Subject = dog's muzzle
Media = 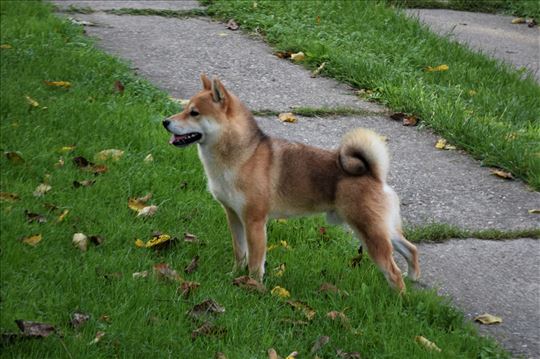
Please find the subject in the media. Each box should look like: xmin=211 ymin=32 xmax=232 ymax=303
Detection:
xmin=163 ymin=119 xmax=202 ymax=147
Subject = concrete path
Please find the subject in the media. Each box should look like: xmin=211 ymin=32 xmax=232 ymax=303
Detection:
xmin=405 ymin=9 xmax=540 ymax=82
xmin=52 ymin=1 xmax=540 ymax=357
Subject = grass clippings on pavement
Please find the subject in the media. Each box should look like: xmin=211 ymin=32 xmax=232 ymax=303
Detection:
xmin=0 ymin=1 xmax=510 ymax=358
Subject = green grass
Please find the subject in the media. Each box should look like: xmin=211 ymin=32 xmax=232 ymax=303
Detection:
xmin=405 ymin=223 xmax=540 ymax=242
xmin=206 ymin=0 xmax=540 ymax=190
xmin=387 ymin=0 xmax=540 ymax=18
xmin=0 ymin=1 xmax=510 ymax=357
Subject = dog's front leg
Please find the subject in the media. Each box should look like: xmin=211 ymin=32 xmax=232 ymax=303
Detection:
xmin=224 ymin=206 xmax=247 ymax=273
xmin=244 ymin=216 xmax=267 ymax=282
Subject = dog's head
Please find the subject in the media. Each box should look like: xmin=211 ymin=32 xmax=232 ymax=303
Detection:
xmin=163 ymin=74 xmax=232 ymax=147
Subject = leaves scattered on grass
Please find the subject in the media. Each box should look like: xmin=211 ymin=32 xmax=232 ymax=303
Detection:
xmin=178 ymin=281 xmax=200 ymax=299
xmin=272 ymin=263 xmax=286 ymax=277
xmin=21 ymin=234 xmax=42 ymax=247
xmin=25 ymin=95 xmax=39 ymax=108
xmin=1 ymin=44 xmax=12 ymax=49
xmin=89 ymin=331 xmax=105 ymax=345
xmin=132 ymin=271 xmax=149 ymax=279
xmin=286 ymin=300 xmax=316 ymax=321
xmin=153 ymin=263 xmax=182 ymax=282
xmin=425 ymin=64 xmax=449 ymax=72
xmin=310 ymin=335 xmax=330 ymax=354
xmin=15 ymin=320 xmax=56 ymax=338
xmin=474 ymin=313 xmax=502 ymax=325
xmin=4 ymin=151 xmax=24 ymax=164
xmin=44 ymin=80 xmax=71 ymax=88
xmin=415 ymin=335 xmax=442 ymax=352
xmin=183 ymin=232 xmax=200 ymax=244
xmin=144 ymin=153 xmax=154 ymax=163
xmin=33 ymin=183 xmax=51 ymax=197
xmin=278 ymin=112 xmax=297 ymax=123
xmin=57 ymin=209 xmax=69 ymax=222
xmin=25 ymin=210 xmax=47 ymax=224
xmin=136 ymin=233 xmax=177 ymax=249
xmin=326 ymin=310 xmax=351 ymax=328
xmin=72 ymin=232 xmax=88 ymax=252
xmin=187 ymin=299 xmax=225 ymax=319
xmin=114 ymin=80 xmax=125 ymax=94
xmin=271 ymin=286 xmax=290 ymax=298
xmin=490 ymin=168 xmax=513 ymax=180
xmin=128 ymin=193 xmax=157 ymax=217
xmin=232 ymin=275 xmax=266 ymax=293
xmin=435 ymin=138 xmax=456 ymax=150
xmin=274 ymin=50 xmax=292 ymax=59
xmin=184 ymin=255 xmax=200 ymax=274
xmin=73 ymin=156 xmax=108 ymax=175
xmin=70 ymin=312 xmax=90 ymax=329
xmin=73 ymin=179 xmax=95 ymax=188
xmin=0 ymin=192 xmax=19 ymax=202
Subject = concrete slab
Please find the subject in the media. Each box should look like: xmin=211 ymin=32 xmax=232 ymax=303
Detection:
xmin=408 ymin=239 xmax=540 ymax=358
xmin=59 ymin=13 xmax=383 ymax=113
xmin=52 ymin=0 xmax=202 ymax=11
xmin=405 ymin=9 xmax=540 ymax=82
xmin=256 ymin=115 xmax=540 ymax=231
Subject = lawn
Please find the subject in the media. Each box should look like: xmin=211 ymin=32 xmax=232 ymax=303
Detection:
xmin=206 ymin=0 xmax=540 ymax=190
xmin=0 ymin=1 xmax=509 ymax=358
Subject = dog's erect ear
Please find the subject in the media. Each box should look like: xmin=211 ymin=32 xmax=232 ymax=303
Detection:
xmin=200 ymin=74 xmax=211 ymax=90
xmin=211 ymin=78 xmax=228 ymax=105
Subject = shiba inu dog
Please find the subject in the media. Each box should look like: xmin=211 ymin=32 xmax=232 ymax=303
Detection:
xmin=163 ymin=75 xmax=420 ymax=292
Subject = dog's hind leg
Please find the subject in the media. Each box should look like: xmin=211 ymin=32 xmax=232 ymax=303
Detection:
xmin=391 ymin=234 xmax=420 ymax=281
xmin=224 ymin=206 xmax=247 ymax=273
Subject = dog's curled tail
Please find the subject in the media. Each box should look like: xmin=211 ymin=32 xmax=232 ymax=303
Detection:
xmin=338 ymin=128 xmax=389 ymax=181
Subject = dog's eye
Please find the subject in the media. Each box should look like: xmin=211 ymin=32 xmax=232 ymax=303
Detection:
xmin=190 ymin=109 xmax=199 ymax=117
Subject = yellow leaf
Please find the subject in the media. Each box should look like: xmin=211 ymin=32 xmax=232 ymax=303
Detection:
xmin=44 ymin=80 xmax=71 ymax=88
xmin=22 ymin=234 xmax=42 ymax=246
xmin=415 ymin=335 xmax=442 ymax=352
xmin=285 ymin=352 xmax=298 ymax=359
xmin=278 ymin=112 xmax=297 ymax=123
xmin=135 ymin=239 xmax=145 ymax=248
xmin=435 ymin=138 xmax=456 ymax=150
xmin=490 ymin=168 xmax=513 ymax=180
xmin=287 ymin=300 xmax=316 ymax=320
xmin=280 ymin=240 xmax=290 ymax=249
xmin=273 ymin=263 xmax=286 ymax=277
xmin=468 ymin=89 xmax=477 ymax=96
xmin=0 ymin=192 xmax=19 ymax=202
xmin=128 ymin=194 xmax=152 ymax=212
xmin=290 ymin=51 xmax=305 ymax=62
xmin=425 ymin=64 xmax=449 ymax=72
xmin=474 ymin=313 xmax=502 ymax=325
xmin=145 ymin=234 xmax=171 ymax=248
xmin=59 ymin=145 xmax=76 ymax=153
xmin=57 ymin=209 xmax=69 ymax=222
xmin=277 ymin=218 xmax=287 ymax=223
xmin=512 ymin=17 xmax=525 ymax=24
xmin=33 ymin=183 xmax=51 ymax=197
xmin=0 ymin=44 xmax=12 ymax=49
xmin=25 ymin=95 xmax=39 ymax=108
xmin=95 ymin=149 xmax=124 ymax=161
xmin=271 ymin=286 xmax=290 ymax=298
xmin=529 ymin=209 xmax=540 ymax=214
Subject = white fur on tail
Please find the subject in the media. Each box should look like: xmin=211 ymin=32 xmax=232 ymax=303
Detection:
xmin=339 ymin=128 xmax=390 ymax=182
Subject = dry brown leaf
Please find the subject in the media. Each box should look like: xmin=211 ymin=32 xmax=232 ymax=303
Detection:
xmin=311 ymin=335 xmax=330 ymax=354
xmin=95 ymin=149 xmax=124 ymax=161
xmin=21 ymin=234 xmax=42 ymax=247
xmin=287 ymin=300 xmax=316 ymax=321
xmin=188 ymin=299 xmax=225 ymax=319
xmin=311 ymin=62 xmax=326 ymax=78
xmin=70 ymin=312 xmax=90 ymax=329
xmin=15 ymin=320 xmax=55 ymax=337
xmin=0 ymin=192 xmax=19 ymax=202
xmin=72 ymin=232 xmax=88 ymax=252
xmin=183 ymin=232 xmax=199 ymax=243
xmin=4 ymin=151 xmax=24 ymax=164
xmin=232 ymin=275 xmax=267 ymax=293
xmin=114 ymin=80 xmax=124 ymax=94
xmin=73 ymin=179 xmax=95 ymax=188
xmin=184 ymin=255 xmax=200 ymax=274
xmin=226 ymin=19 xmax=239 ymax=30
xmin=278 ymin=112 xmax=297 ymax=123
xmin=25 ymin=210 xmax=47 ymax=224
xmin=290 ymin=52 xmax=305 ymax=62
xmin=33 ymin=183 xmax=51 ymax=197
xmin=275 ymin=51 xmax=292 ymax=59
xmin=490 ymin=168 xmax=513 ymax=180
xmin=89 ymin=235 xmax=103 ymax=246
xmin=44 ymin=80 xmax=71 ymax=88
xmin=474 ymin=313 xmax=502 ymax=325
xmin=153 ymin=263 xmax=182 ymax=282
xmin=425 ymin=64 xmax=449 ymax=72
xmin=178 ymin=281 xmax=200 ymax=299
xmin=73 ymin=156 xmax=92 ymax=168
xmin=415 ymin=335 xmax=442 ymax=352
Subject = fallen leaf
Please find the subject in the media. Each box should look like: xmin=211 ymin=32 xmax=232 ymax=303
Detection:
xmin=468 ymin=89 xmax=477 ymax=96
xmin=336 ymin=349 xmax=361 ymax=358
xmin=278 ymin=112 xmax=297 ymax=123
xmin=25 ymin=95 xmax=39 ymax=108
xmin=0 ymin=192 xmax=19 ymax=202
xmin=57 ymin=209 xmax=69 ymax=222
xmin=218 ymin=32 xmax=228 ymax=37
xmin=89 ymin=235 xmax=103 ymax=246
xmin=285 ymin=352 xmax=298 ymax=359
xmin=232 ymin=275 xmax=266 ymax=293
xmin=73 ymin=179 xmax=95 ymax=188
xmin=144 ymin=154 xmax=154 ymax=163
xmin=132 ymin=271 xmax=149 ymax=279
xmin=91 ymin=164 xmax=108 ymax=175
xmin=273 ymin=263 xmax=286 ymax=277
xmin=474 ymin=313 xmax=502 ymax=325
xmin=25 ymin=210 xmax=47 ymax=224
xmin=145 ymin=234 xmax=176 ymax=249
xmin=44 ymin=80 xmax=71 ymax=88
xmin=326 ymin=310 xmax=350 ymax=328
xmin=73 ymin=156 xmax=107 ymax=175
xmin=226 ymin=19 xmax=239 ymax=30
xmin=425 ymin=64 xmax=449 ymax=72
xmin=21 ymin=234 xmax=42 ymax=246
xmin=184 ymin=255 xmax=200 ymax=274
xmin=95 ymin=149 xmax=124 ymax=161
xmin=316 ymin=15 xmax=321 ymax=24
xmin=70 ymin=312 xmax=90 ymax=329
xmin=191 ymin=321 xmax=225 ymax=340
xmin=73 ymin=156 xmax=92 ymax=168
xmin=275 ymin=50 xmax=292 ymax=59
xmin=311 ymin=62 xmax=326 ymax=78
xmin=114 ymin=80 xmax=124 ymax=94
xmin=183 ymin=232 xmax=199 ymax=243
xmin=128 ymin=193 xmax=152 ymax=212
xmin=54 ymin=157 xmax=65 ymax=168
xmin=290 ymin=52 xmax=305 ymax=62
xmin=72 ymin=232 xmax=88 ymax=251
xmin=268 ymin=348 xmax=279 ymax=359
xmin=178 ymin=281 xmax=200 ymax=299
xmin=99 ymin=314 xmax=111 ymax=323
xmin=528 ymin=209 xmax=540 ymax=214
xmin=89 ymin=331 xmax=105 ymax=345
xmin=490 ymin=168 xmax=513 ymax=180
xmin=415 ymin=335 xmax=441 ymax=352
xmin=311 ymin=335 xmax=330 ymax=354
xmin=188 ymin=299 xmax=225 ymax=319
xmin=526 ymin=18 xmax=537 ymax=27
xmin=59 ymin=145 xmax=76 ymax=153
xmin=69 ymin=17 xmax=95 ymax=26
xmin=15 ymin=320 xmax=55 ymax=337
xmin=390 ymin=112 xmax=418 ymax=126
xmin=135 ymin=239 xmax=145 ymax=248
xmin=33 ymin=183 xmax=51 ymax=197
xmin=153 ymin=263 xmax=182 ymax=282
xmin=435 ymin=138 xmax=456 ymax=150
xmin=287 ymin=300 xmax=316 ymax=321
xmin=4 ymin=151 xmax=24 ymax=164
xmin=1 ymin=44 xmax=12 ymax=49
xmin=271 ymin=286 xmax=290 ymax=298
xmin=137 ymin=205 xmax=158 ymax=218
xmin=511 ymin=17 xmax=526 ymax=24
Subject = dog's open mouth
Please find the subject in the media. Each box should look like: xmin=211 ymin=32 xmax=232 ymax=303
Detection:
xmin=169 ymin=133 xmax=202 ymax=147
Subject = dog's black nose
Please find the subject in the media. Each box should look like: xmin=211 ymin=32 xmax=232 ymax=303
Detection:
xmin=162 ymin=119 xmax=170 ymax=129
